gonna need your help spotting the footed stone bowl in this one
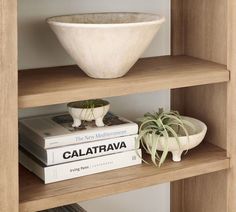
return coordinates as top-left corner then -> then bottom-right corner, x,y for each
47,12 -> 165,79
67,100 -> 110,127
145,117 -> 207,162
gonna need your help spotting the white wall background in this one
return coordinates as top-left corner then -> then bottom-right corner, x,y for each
18,0 -> 171,211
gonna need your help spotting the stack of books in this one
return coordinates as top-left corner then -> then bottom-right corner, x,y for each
19,112 -> 142,184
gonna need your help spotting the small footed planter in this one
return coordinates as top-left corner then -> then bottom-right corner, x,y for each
137,109 -> 207,167
67,99 -> 110,127
144,117 -> 207,162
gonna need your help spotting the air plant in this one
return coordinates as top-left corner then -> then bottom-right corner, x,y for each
68,99 -> 109,109
136,108 -> 196,167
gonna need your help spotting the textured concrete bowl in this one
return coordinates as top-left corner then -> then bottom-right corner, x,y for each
47,12 -> 165,79
67,100 -> 110,127
145,117 -> 207,162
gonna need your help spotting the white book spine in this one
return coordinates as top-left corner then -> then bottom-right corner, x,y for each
20,122 -> 138,149
20,149 -> 142,184
20,135 -> 138,166
45,124 -> 138,148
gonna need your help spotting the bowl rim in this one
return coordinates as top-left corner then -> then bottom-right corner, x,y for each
174,116 -> 207,138
67,99 -> 110,109
144,116 -> 207,139
46,12 -> 165,27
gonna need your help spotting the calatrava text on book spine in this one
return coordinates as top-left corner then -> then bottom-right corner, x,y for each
49,135 -> 137,165
63,141 -> 127,159
47,135 -> 137,165
20,133 -> 137,166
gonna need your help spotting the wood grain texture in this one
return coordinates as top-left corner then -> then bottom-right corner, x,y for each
171,84 -> 228,212
171,0 -> 184,55
171,171 -> 227,212
171,72 -> 227,148
0,0 -> 18,211
171,1 -> 229,211
171,0 -> 227,64
170,180 -> 184,212
19,143 -> 229,212
170,89 -> 184,212
176,83 -> 227,149
171,172 -> 228,212
183,171 -> 227,212
183,0 -> 227,64
18,56 -> 229,108
171,0 -> 236,210
227,0 -> 236,211
171,88 -> 185,114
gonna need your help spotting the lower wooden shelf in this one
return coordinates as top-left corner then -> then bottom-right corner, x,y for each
19,142 -> 229,212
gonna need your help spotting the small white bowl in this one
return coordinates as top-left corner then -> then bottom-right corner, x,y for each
145,116 -> 207,162
68,100 -> 110,127
47,12 -> 165,79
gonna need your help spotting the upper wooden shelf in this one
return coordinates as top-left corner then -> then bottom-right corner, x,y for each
19,142 -> 229,212
18,56 -> 229,108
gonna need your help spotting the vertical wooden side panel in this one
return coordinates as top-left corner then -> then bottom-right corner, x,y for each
171,88 -> 185,113
0,0 -> 18,211
170,180 -> 184,212
171,0 -> 228,211
182,83 -> 227,149
172,0 -> 227,64
170,1 -> 185,210
171,0 -> 184,55
183,171 -> 227,212
171,172 -> 227,212
171,84 -> 228,212
170,89 -> 185,212
172,83 -> 227,150
227,0 -> 236,211
183,0 -> 227,65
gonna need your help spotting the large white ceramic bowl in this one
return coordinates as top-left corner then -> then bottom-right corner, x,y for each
47,12 -> 165,79
145,117 -> 207,162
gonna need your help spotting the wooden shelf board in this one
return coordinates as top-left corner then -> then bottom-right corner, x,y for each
19,142 -> 229,212
18,56 -> 229,109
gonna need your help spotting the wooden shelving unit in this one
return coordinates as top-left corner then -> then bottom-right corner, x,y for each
1,0 -> 236,211
19,143 -> 229,212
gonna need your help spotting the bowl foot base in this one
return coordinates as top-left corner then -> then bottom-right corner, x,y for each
72,117 -> 105,128
95,117 -> 105,127
72,119 -> 82,128
171,150 -> 183,162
